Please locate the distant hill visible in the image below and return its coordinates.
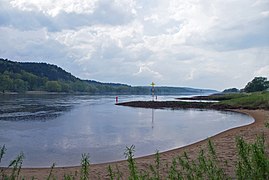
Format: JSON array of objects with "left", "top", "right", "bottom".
[
  {"left": 0, "top": 58, "right": 77, "bottom": 82},
  {"left": 85, "top": 79, "right": 130, "bottom": 87},
  {"left": 137, "top": 86, "right": 217, "bottom": 95},
  {"left": 0, "top": 58, "right": 217, "bottom": 94}
]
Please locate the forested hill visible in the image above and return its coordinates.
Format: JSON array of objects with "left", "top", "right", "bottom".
[
  {"left": 0, "top": 58, "right": 77, "bottom": 82},
  {"left": 0, "top": 58, "right": 217, "bottom": 94}
]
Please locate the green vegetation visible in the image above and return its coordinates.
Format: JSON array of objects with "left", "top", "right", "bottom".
[
  {"left": 175, "top": 90, "right": 269, "bottom": 110},
  {"left": 120, "top": 91, "right": 269, "bottom": 111},
  {"left": 222, "top": 77, "right": 269, "bottom": 94},
  {"left": 0, "top": 58, "right": 128, "bottom": 94},
  {"left": 0, "top": 58, "right": 216, "bottom": 94},
  {"left": 216, "top": 91, "right": 269, "bottom": 110},
  {"left": 1, "top": 131, "right": 269, "bottom": 179},
  {"left": 80, "top": 154, "right": 90, "bottom": 180},
  {"left": 243, "top": 77, "right": 269, "bottom": 93},
  {"left": 236, "top": 135, "right": 269, "bottom": 179},
  {"left": 223, "top": 88, "right": 240, "bottom": 93}
]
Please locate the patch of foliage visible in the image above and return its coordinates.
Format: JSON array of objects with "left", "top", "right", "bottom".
[
  {"left": 217, "top": 91, "right": 269, "bottom": 110},
  {"left": 223, "top": 88, "right": 240, "bottom": 93},
  {"left": 243, "top": 77, "right": 269, "bottom": 93}
]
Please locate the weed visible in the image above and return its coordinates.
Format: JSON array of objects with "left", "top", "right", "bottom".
[
  {"left": 47, "top": 163, "right": 56, "bottom": 180},
  {"left": 108, "top": 165, "right": 115, "bottom": 180},
  {"left": 8, "top": 152, "right": 24, "bottom": 180},
  {"left": 80, "top": 153, "right": 90, "bottom": 180},
  {"left": 124, "top": 145, "right": 138, "bottom": 180},
  {"left": 236, "top": 135, "right": 269, "bottom": 179},
  {"left": 0, "top": 145, "right": 6, "bottom": 164}
]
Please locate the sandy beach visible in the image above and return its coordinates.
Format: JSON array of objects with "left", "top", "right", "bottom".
[{"left": 3, "top": 109, "right": 269, "bottom": 179}]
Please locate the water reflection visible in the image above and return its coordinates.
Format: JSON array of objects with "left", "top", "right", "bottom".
[
  {"left": 0, "top": 95, "right": 254, "bottom": 167},
  {"left": 152, "top": 109, "right": 154, "bottom": 129},
  {"left": 0, "top": 94, "right": 74, "bottom": 121}
]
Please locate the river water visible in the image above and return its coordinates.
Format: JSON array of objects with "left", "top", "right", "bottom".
[{"left": 0, "top": 94, "right": 254, "bottom": 167}]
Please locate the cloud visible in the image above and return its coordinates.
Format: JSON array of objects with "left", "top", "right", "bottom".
[
  {"left": 9, "top": 0, "right": 97, "bottom": 16},
  {"left": 254, "top": 65, "right": 269, "bottom": 77},
  {"left": 0, "top": 0, "right": 268, "bottom": 90},
  {"left": 1, "top": 0, "right": 136, "bottom": 31},
  {"left": 134, "top": 62, "right": 163, "bottom": 78}
]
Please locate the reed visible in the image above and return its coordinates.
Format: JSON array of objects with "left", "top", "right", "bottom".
[{"left": 80, "top": 153, "right": 90, "bottom": 180}]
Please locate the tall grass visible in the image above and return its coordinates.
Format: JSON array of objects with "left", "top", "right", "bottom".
[
  {"left": 2, "top": 152, "right": 25, "bottom": 180},
  {"left": 124, "top": 145, "right": 138, "bottom": 180},
  {"left": 80, "top": 153, "right": 90, "bottom": 180},
  {"left": 1, "top": 124, "right": 269, "bottom": 179},
  {"left": 149, "top": 150, "right": 160, "bottom": 179},
  {"left": 217, "top": 91, "right": 269, "bottom": 109},
  {"left": 236, "top": 135, "right": 269, "bottom": 179},
  {"left": 0, "top": 145, "right": 6, "bottom": 164}
]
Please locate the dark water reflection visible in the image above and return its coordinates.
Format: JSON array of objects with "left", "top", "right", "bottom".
[
  {"left": 0, "top": 95, "right": 254, "bottom": 167},
  {"left": 0, "top": 94, "right": 74, "bottom": 121}
]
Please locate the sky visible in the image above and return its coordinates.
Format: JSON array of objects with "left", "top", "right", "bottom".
[{"left": 0, "top": 0, "right": 268, "bottom": 90}]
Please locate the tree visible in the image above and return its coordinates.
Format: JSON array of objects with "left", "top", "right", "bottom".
[
  {"left": 12, "top": 79, "right": 28, "bottom": 93},
  {"left": 0, "top": 74, "right": 12, "bottom": 93},
  {"left": 223, "top": 88, "right": 240, "bottom": 93},
  {"left": 244, "top": 77, "right": 269, "bottom": 92},
  {"left": 21, "top": 71, "right": 39, "bottom": 90},
  {"left": 45, "top": 81, "right": 62, "bottom": 92},
  {"left": 71, "top": 81, "right": 88, "bottom": 92},
  {"left": 59, "top": 82, "right": 71, "bottom": 92}
]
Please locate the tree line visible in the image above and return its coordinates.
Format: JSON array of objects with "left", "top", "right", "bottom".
[
  {"left": 2, "top": 58, "right": 266, "bottom": 94},
  {"left": 0, "top": 58, "right": 133, "bottom": 93},
  {"left": 223, "top": 77, "right": 269, "bottom": 93}
]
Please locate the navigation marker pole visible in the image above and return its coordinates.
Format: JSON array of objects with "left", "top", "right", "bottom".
[{"left": 150, "top": 82, "right": 155, "bottom": 101}]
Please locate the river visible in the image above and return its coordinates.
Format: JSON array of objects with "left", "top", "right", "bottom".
[{"left": 0, "top": 94, "right": 254, "bottom": 167}]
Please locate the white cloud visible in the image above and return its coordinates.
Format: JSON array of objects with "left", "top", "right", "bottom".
[
  {"left": 134, "top": 62, "right": 163, "bottom": 78},
  {"left": 0, "top": 0, "right": 268, "bottom": 90},
  {"left": 254, "top": 66, "right": 269, "bottom": 77},
  {"left": 10, "top": 0, "right": 98, "bottom": 16}
]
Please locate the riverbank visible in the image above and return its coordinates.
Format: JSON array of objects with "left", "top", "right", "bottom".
[
  {"left": 116, "top": 100, "right": 231, "bottom": 110},
  {"left": 5, "top": 109, "right": 267, "bottom": 179},
  {"left": 0, "top": 91, "right": 88, "bottom": 95},
  {"left": 116, "top": 91, "right": 269, "bottom": 110}
]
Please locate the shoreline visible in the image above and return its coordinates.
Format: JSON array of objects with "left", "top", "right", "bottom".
[
  {"left": 5, "top": 109, "right": 268, "bottom": 179},
  {"left": 115, "top": 100, "right": 257, "bottom": 110}
]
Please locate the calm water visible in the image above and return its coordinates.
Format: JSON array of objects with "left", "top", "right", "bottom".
[{"left": 0, "top": 94, "right": 254, "bottom": 167}]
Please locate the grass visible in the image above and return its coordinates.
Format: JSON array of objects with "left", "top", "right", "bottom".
[
  {"left": 236, "top": 135, "right": 269, "bottom": 179},
  {"left": 1, "top": 152, "right": 24, "bottom": 180},
  {"left": 80, "top": 154, "right": 90, "bottom": 180},
  {"left": 216, "top": 91, "right": 269, "bottom": 109},
  {"left": 181, "top": 91, "right": 269, "bottom": 110},
  {"left": 118, "top": 91, "right": 269, "bottom": 110}
]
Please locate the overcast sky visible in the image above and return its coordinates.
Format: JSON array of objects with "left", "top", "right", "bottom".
[{"left": 0, "top": 0, "right": 268, "bottom": 90}]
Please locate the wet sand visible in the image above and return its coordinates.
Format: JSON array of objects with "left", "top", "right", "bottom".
[{"left": 3, "top": 109, "right": 269, "bottom": 179}]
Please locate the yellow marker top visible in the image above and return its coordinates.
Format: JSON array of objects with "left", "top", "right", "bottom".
[{"left": 150, "top": 82, "right": 155, "bottom": 86}]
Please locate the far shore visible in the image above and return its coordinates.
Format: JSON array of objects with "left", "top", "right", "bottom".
[
  {"left": 4, "top": 108, "right": 268, "bottom": 179},
  {"left": 0, "top": 91, "right": 67, "bottom": 95},
  {"left": 0, "top": 91, "right": 147, "bottom": 95}
]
